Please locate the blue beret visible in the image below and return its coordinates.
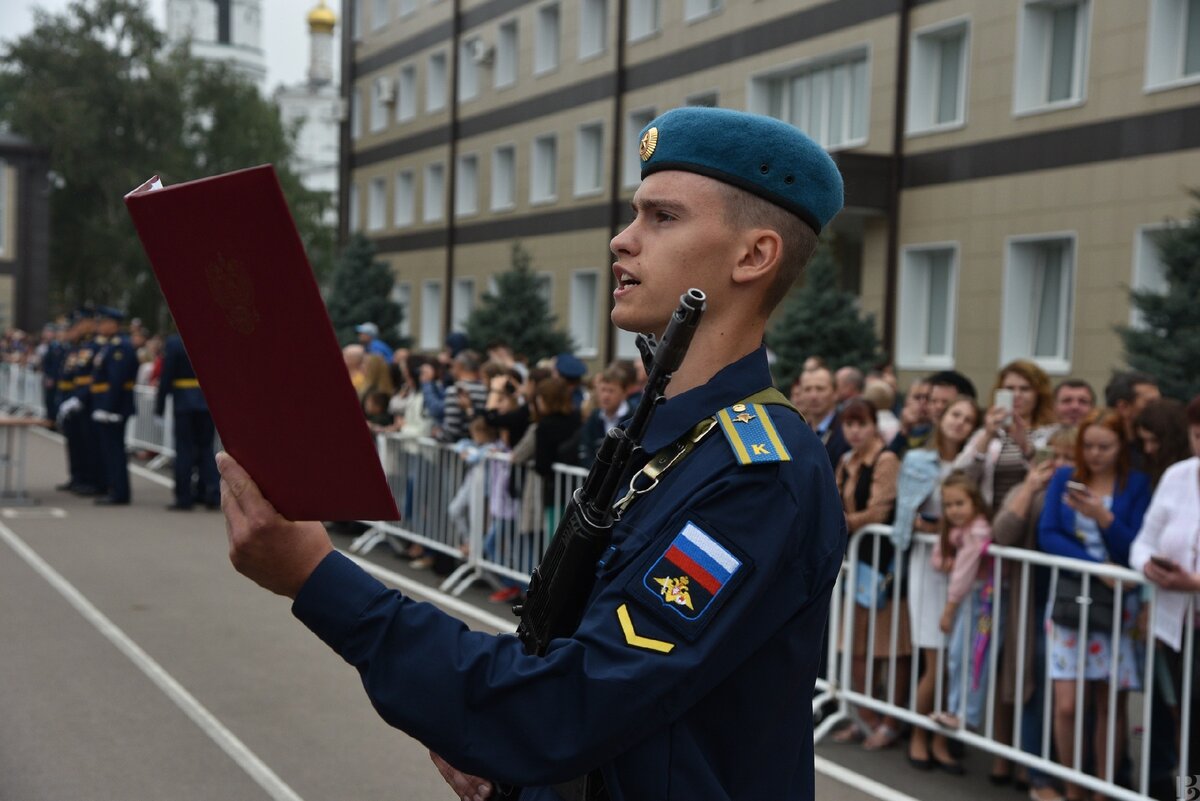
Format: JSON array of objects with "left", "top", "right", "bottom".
[
  {"left": 97, "top": 306, "right": 125, "bottom": 321},
  {"left": 638, "top": 107, "right": 844, "bottom": 233},
  {"left": 555, "top": 353, "right": 587, "bottom": 380}
]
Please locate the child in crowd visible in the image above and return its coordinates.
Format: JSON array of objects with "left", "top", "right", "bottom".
[
  {"left": 447, "top": 417, "right": 501, "bottom": 551},
  {"left": 932, "top": 472, "right": 997, "bottom": 733}
]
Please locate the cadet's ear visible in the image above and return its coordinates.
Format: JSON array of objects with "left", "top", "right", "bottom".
[{"left": 731, "top": 228, "right": 782, "bottom": 287}]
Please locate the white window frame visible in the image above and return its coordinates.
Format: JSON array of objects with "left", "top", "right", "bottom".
[
  {"left": 394, "top": 170, "right": 415, "bottom": 227},
  {"left": 907, "top": 17, "right": 970, "bottom": 135},
  {"left": 420, "top": 280, "right": 443, "bottom": 350},
  {"left": 491, "top": 144, "right": 517, "bottom": 211},
  {"left": 1013, "top": 0, "right": 1091, "bottom": 116},
  {"left": 685, "top": 90, "right": 719, "bottom": 107},
  {"left": 623, "top": 107, "right": 655, "bottom": 188},
  {"left": 496, "top": 18, "right": 519, "bottom": 88},
  {"left": 452, "top": 278, "right": 475, "bottom": 332},
  {"left": 747, "top": 45, "right": 871, "bottom": 152},
  {"left": 371, "top": 0, "right": 389, "bottom": 30},
  {"left": 684, "top": 0, "right": 722, "bottom": 23},
  {"left": 455, "top": 153, "right": 479, "bottom": 217},
  {"left": 1001, "top": 232, "right": 1077, "bottom": 374},
  {"left": 535, "top": 272, "right": 554, "bottom": 308},
  {"left": 534, "top": 2, "right": 561, "bottom": 76},
  {"left": 896, "top": 243, "right": 959, "bottom": 370},
  {"left": 369, "top": 77, "right": 390, "bottom": 132},
  {"left": 350, "top": 88, "right": 363, "bottom": 140},
  {"left": 392, "top": 282, "right": 412, "bottom": 339},
  {"left": 397, "top": 63, "right": 418, "bottom": 122},
  {"left": 569, "top": 270, "right": 601, "bottom": 357},
  {"left": 615, "top": 328, "right": 639, "bottom": 359},
  {"left": 574, "top": 121, "right": 605, "bottom": 197},
  {"left": 423, "top": 162, "right": 446, "bottom": 222},
  {"left": 1145, "top": 0, "right": 1200, "bottom": 91},
  {"left": 367, "top": 176, "right": 387, "bottom": 231},
  {"left": 530, "top": 133, "right": 558, "bottom": 204},
  {"left": 427, "top": 51, "right": 448, "bottom": 112},
  {"left": 628, "top": 0, "right": 660, "bottom": 41},
  {"left": 579, "top": 0, "right": 608, "bottom": 60},
  {"left": 458, "top": 37, "right": 481, "bottom": 102},
  {"left": 1130, "top": 224, "right": 1172, "bottom": 328},
  {"left": 353, "top": 0, "right": 364, "bottom": 41}
]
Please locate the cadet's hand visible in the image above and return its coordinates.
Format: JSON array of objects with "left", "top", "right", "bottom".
[
  {"left": 429, "top": 751, "right": 493, "bottom": 801},
  {"left": 218, "top": 452, "right": 333, "bottom": 598}
]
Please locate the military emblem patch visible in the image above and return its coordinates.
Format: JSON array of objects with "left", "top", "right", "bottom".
[{"left": 643, "top": 521, "right": 741, "bottom": 621}]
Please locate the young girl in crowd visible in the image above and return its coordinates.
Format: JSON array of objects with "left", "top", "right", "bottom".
[{"left": 932, "top": 472, "right": 996, "bottom": 739}]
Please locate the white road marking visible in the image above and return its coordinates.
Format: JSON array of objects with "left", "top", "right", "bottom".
[
  {"left": 0, "top": 520, "right": 306, "bottom": 801},
  {"left": 815, "top": 755, "right": 924, "bottom": 801},
  {"left": 1, "top": 507, "right": 67, "bottom": 518}
]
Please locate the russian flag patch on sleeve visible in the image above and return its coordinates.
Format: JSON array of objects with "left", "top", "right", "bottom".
[{"left": 642, "top": 521, "right": 743, "bottom": 623}]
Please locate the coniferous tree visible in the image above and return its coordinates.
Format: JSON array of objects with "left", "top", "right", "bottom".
[
  {"left": 325, "top": 234, "right": 403, "bottom": 346},
  {"left": 1120, "top": 199, "right": 1200, "bottom": 400},
  {"left": 465, "top": 243, "right": 573, "bottom": 361},
  {"left": 768, "top": 241, "right": 884, "bottom": 384}
]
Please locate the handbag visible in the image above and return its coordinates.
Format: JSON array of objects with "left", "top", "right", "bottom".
[
  {"left": 1050, "top": 570, "right": 1116, "bottom": 631},
  {"left": 854, "top": 561, "right": 894, "bottom": 610}
]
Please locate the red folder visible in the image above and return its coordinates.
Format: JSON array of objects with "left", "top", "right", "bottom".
[{"left": 124, "top": 165, "right": 400, "bottom": 522}]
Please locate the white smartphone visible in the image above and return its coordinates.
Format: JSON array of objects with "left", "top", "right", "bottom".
[
  {"left": 1066, "top": 480, "right": 1088, "bottom": 493},
  {"left": 994, "top": 389, "right": 1014, "bottom": 413}
]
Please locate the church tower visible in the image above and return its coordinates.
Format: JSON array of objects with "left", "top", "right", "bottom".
[{"left": 166, "top": 0, "right": 268, "bottom": 90}]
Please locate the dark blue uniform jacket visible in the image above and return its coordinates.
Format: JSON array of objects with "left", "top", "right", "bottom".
[
  {"left": 155, "top": 334, "right": 208, "bottom": 416},
  {"left": 91, "top": 335, "right": 138, "bottom": 417},
  {"left": 292, "top": 346, "right": 847, "bottom": 799}
]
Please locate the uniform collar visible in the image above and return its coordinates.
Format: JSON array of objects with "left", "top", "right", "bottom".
[{"left": 641, "top": 345, "right": 774, "bottom": 454}]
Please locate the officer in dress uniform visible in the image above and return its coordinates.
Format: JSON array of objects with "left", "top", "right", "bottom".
[
  {"left": 218, "top": 107, "right": 847, "bottom": 800},
  {"left": 156, "top": 332, "right": 220, "bottom": 511},
  {"left": 40, "top": 323, "right": 67, "bottom": 427},
  {"left": 56, "top": 308, "right": 104, "bottom": 495},
  {"left": 90, "top": 307, "right": 138, "bottom": 506}
]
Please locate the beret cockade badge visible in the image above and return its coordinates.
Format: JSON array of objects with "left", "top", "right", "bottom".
[{"left": 639, "top": 127, "right": 658, "bottom": 161}]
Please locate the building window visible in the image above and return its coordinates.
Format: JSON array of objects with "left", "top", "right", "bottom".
[
  {"left": 535, "top": 3, "right": 561, "bottom": 75},
  {"left": 351, "top": 88, "right": 362, "bottom": 139},
  {"left": 1002, "top": 234, "right": 1076, "bottom": 372},
  {"left": 348, "top": 183, "right": 360, "bottom": 231},
  {"left": 352, "top": 0, "right": 364, "bottom": 40},
  {"left": 420, "top": 281, "right": 443, "bottom": 349},
  {"left": 452, "top": 278, "right": 475, "bottom": 332},
  {"left": 615, "top": 328, "right": 639, "bottom": 359},
  {"left": 371, "top": 0, "right": 389, "bottom": 30},
  {"left": 897, "top": 245, "right": 958, "bottom": 369},
  {"left": 459, "top": 38, "right": 481, "bottom": 101},
  {"left": 1146, "top": 0, "right": 1200, "bottom": 89},
  {"left": 392, "top": 282, "right": 412, "bottom": 339},
  {"left": 751, "top": 49, "right": 869, "bottom": 150},
  {"left": 684, "top": 0, "right": 721, "bottom": 22},
  {"left": 394, "top": 170, "right": 415, "bottom": 227},
  {"left": 686, "top": 91, "right": 718, "bottom": 107},
  {"left": 491, "top": 145, "right": 516, "bottom": 211},
  {"left": 427, "top": 51, "right": 448, "bottom": 112},
  {"left": 535, "top": 273, "right": 554, "bottom": 306},
  {"left": 455, "top": 154, "right": 479, "bottom": 217},
  {"left": 397, "top": 64, "right": 417, "bottom": 121},
  {"left": 398, "top": 0, "right": 416, "bottom": 16},
  {"left": 531, "top": 134, "right": 558, "bottom": 203},
  {"left": 570, "top": 271, "right": 599, "bottom": 356},
  {"left": 1132, "top": 226, "right": 1172, "bottom": 328},
  {"left": 1014, "top": 0, "right": 1090, "bottom": 113},
  {"left": 367, "top": 176, "right": 387, "bottom": 231},
  {"left": 908, "top": 19, "right": 969, "bottom": 133},
  {"left": 574, "top": 122, "right": 604, "bottom": 196},
  {"left": 624, "top": 107, "right": 655, "bottom": 187},
  {"left": 629, "top": 0, "right": 660, "bottom": 40},
  {"left": 496, "top": 19, "right": 519, "bottom": 87},
  {"left": 370, "top": 77, "right": 391, "bottom": 132},
  {"left": 580, "top": 0, "right": 608, "bottom": 59},
  {"left": 423, "top": 162, "right": 445, "bottom": 222},
  {"left": 0, "top": 164, "right": 6, "bottom": 256}
]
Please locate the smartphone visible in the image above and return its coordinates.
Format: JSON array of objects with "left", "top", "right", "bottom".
[
  {"left": 1150, "top": 554, "right": 1177, "bottom": 570},
  {"left": 1066, "top": 480, "right": 1088, "bottom": 493},
  {"left": 994, "top": 388, "right": 1014, "bottom": 414},
  {"left": 1033, "top": 445, "right": 1055, "bottom": 465}
]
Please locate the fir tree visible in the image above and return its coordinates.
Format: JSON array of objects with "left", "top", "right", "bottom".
[
  {"left": 1120, "top": 199, "right": 1200, "bottom": 400},
  {"left": 465, "top": 243, "right": 574, "bottom": 361},
  {"left": 325, "top": 234, "right": 403, "bottom": 346},
  {"left": 768, "top": 241, "right": 884, "bottom": 384}
]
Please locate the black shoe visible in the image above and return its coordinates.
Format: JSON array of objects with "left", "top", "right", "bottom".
[
  {"left": 166, "top": 503, "right": 193, "bottom": 511},
  {"left": 203, "top": 501, "right": 221, "bottom": 511},
  {"left": 70, "top": 484, "right": 99, "bottom": 496},
  {"left": 934, "top": 757, "right": 965, "bottom": 776},
  {"left": 907, "top": 749, "right": 935, "bottom": 771},
  {"left": 94, "top": 497, "right": 130, "bottom": 506}
]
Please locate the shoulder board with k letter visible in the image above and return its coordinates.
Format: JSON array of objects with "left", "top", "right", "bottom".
[{"left": 716, "top": 401, "right": 792, "bottom": 465}]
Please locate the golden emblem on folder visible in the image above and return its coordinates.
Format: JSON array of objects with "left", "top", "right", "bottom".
[
  {"left": 206, "top": 253, "right": 260, "bottom": 335},
  {"left": 640, "top": 127, "right": 659, "bottom": 161}
]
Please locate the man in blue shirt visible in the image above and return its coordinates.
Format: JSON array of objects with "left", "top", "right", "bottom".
[
  {"left": 219, "top": 107, "right": 846, "bottom": 800},
  {"left": 356, "top": 321, "right": 394, "bottom": 363}
]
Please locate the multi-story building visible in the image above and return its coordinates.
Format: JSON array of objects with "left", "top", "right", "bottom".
[{"left": 341, "top": 0, "right": 1200, "bottom": 393}]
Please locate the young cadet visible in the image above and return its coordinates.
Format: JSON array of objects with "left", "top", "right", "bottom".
[
  {"left": 219, "top": 107, "right": 847, "bottom": 800},
  {"left": 90, "top": 306, "right": 138, "bottom": 506}
]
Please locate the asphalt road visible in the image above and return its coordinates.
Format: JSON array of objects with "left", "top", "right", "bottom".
[{"left": 1, "top": 429, "right": 1022, "bottom": 801}]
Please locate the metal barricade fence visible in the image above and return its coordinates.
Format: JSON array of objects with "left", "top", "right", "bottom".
[
  {"left": 830, "top": 525, "right": 1195, "bottom": 801},
  {"left": 126, "top": 386, "right": 174, "bottom": 468}
]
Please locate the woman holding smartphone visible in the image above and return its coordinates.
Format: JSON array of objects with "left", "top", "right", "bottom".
[
  {"left": 1039, "top": 410, "right": 1152, "bottom": 801},
  {"left": 1129, "top": 393, "right": 1200, "bottom": 783}
]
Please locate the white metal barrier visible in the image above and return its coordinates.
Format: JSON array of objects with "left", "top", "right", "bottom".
[{"left": 830, "top": 525, "right": 1194, "bottom": 801}]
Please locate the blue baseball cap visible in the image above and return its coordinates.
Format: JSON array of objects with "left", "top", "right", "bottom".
[
  {"left": 638, "top": 107, "right": 844, "bottom": 233},
  {"left": 555, "top": 353, "right": 587, "bottom": 381}
]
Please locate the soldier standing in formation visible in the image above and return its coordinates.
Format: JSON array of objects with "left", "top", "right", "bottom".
[{"left": 156, "top": 331, "right": 220, "bottom": 511}]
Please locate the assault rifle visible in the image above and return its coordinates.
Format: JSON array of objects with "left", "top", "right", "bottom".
[{"left": 512, "top": 288, "right": 706, "bottom": 657}]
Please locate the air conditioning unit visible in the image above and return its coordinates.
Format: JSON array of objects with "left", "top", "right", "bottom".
[
  {"left": 375, "top": 76, "right": 397, "bottom": 104},
  {"left": 469, "top": 39, "right": 494, "bottom": 66}
]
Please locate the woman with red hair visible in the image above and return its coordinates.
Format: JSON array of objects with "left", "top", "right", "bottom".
[{"left": 1038, "top": 409, "right": 1152, "bottom": 801}]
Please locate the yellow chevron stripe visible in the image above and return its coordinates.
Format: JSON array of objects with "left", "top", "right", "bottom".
[{"left": 617, "top": 604, "right": 674, "bottom": 653}]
